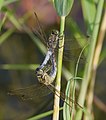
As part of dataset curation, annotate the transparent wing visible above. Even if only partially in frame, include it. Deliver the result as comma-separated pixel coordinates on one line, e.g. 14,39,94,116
56,38,89,63
8,84,52,101
64,37,89,63
8,83,83,109
32,12,48,45
48,84,83,109
63,48,86,63
64,37,88,50
32,12,89,63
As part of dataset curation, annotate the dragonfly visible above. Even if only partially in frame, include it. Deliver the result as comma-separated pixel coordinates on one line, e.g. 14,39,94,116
36,52,57,85
32,12,62,85
32,12,88,63
8,65,82,109
35,29,60,83
8,12,87,109
8,49,83,109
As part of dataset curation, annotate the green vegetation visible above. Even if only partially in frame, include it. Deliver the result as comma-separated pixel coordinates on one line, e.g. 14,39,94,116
0,0,105,120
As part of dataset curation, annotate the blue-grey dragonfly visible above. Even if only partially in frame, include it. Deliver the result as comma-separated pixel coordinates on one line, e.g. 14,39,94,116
8,12,87,109
35,29,59,85
8,28,83,108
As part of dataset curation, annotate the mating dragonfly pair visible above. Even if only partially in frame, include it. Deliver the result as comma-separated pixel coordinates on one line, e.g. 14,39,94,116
9,29,82,108
36,30,59,86
8,13,87,108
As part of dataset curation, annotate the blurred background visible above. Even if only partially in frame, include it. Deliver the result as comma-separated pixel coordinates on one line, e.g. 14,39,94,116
0,0,106,120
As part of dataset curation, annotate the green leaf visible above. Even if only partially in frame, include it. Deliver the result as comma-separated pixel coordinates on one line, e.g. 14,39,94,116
3,0,18,6
28,108,63,120
0,0,4,10
7,11,21,30
54,0,74,16
0,12,7,30
75,0,105,119
0,29,14,45
99,48,106,64
81,0,96,35
66,17,88,52
0,64,39,70
63,81,71,120
1,7,22,30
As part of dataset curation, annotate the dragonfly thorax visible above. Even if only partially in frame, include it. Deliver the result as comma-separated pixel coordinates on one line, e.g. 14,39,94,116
47,30,59,50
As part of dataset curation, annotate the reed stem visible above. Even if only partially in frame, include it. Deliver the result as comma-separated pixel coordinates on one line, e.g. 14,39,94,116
53,16,65,120
84,9,106,120
75,0,104,119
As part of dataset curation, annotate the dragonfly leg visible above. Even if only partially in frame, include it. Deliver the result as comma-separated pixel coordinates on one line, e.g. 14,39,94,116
58,34,65,48
59,34,64,40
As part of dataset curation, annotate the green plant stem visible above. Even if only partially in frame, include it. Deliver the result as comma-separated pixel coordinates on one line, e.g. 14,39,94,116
53,16,65,120
75,0,104,120
0,64,39,70
84,9,106,120
71,43,89,120
0,29,15,45
28,108,63,120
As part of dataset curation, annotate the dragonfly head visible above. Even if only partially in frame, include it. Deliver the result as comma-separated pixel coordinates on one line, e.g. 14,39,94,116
35,69,53,85
35,69,43,75
51,30,59,36
36,69,44,83
35,68,39,73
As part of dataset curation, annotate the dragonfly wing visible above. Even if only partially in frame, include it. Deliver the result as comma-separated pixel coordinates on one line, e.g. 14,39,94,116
60,37,88,50
8,84,52,101
49,84,83,108
32,12,48,45
63,49,86,63
55,38,88,63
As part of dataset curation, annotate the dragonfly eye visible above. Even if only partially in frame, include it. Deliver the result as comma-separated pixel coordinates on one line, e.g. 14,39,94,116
35,68,39,72
51,30,59,36
35,68,41,74
36,69,43,76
